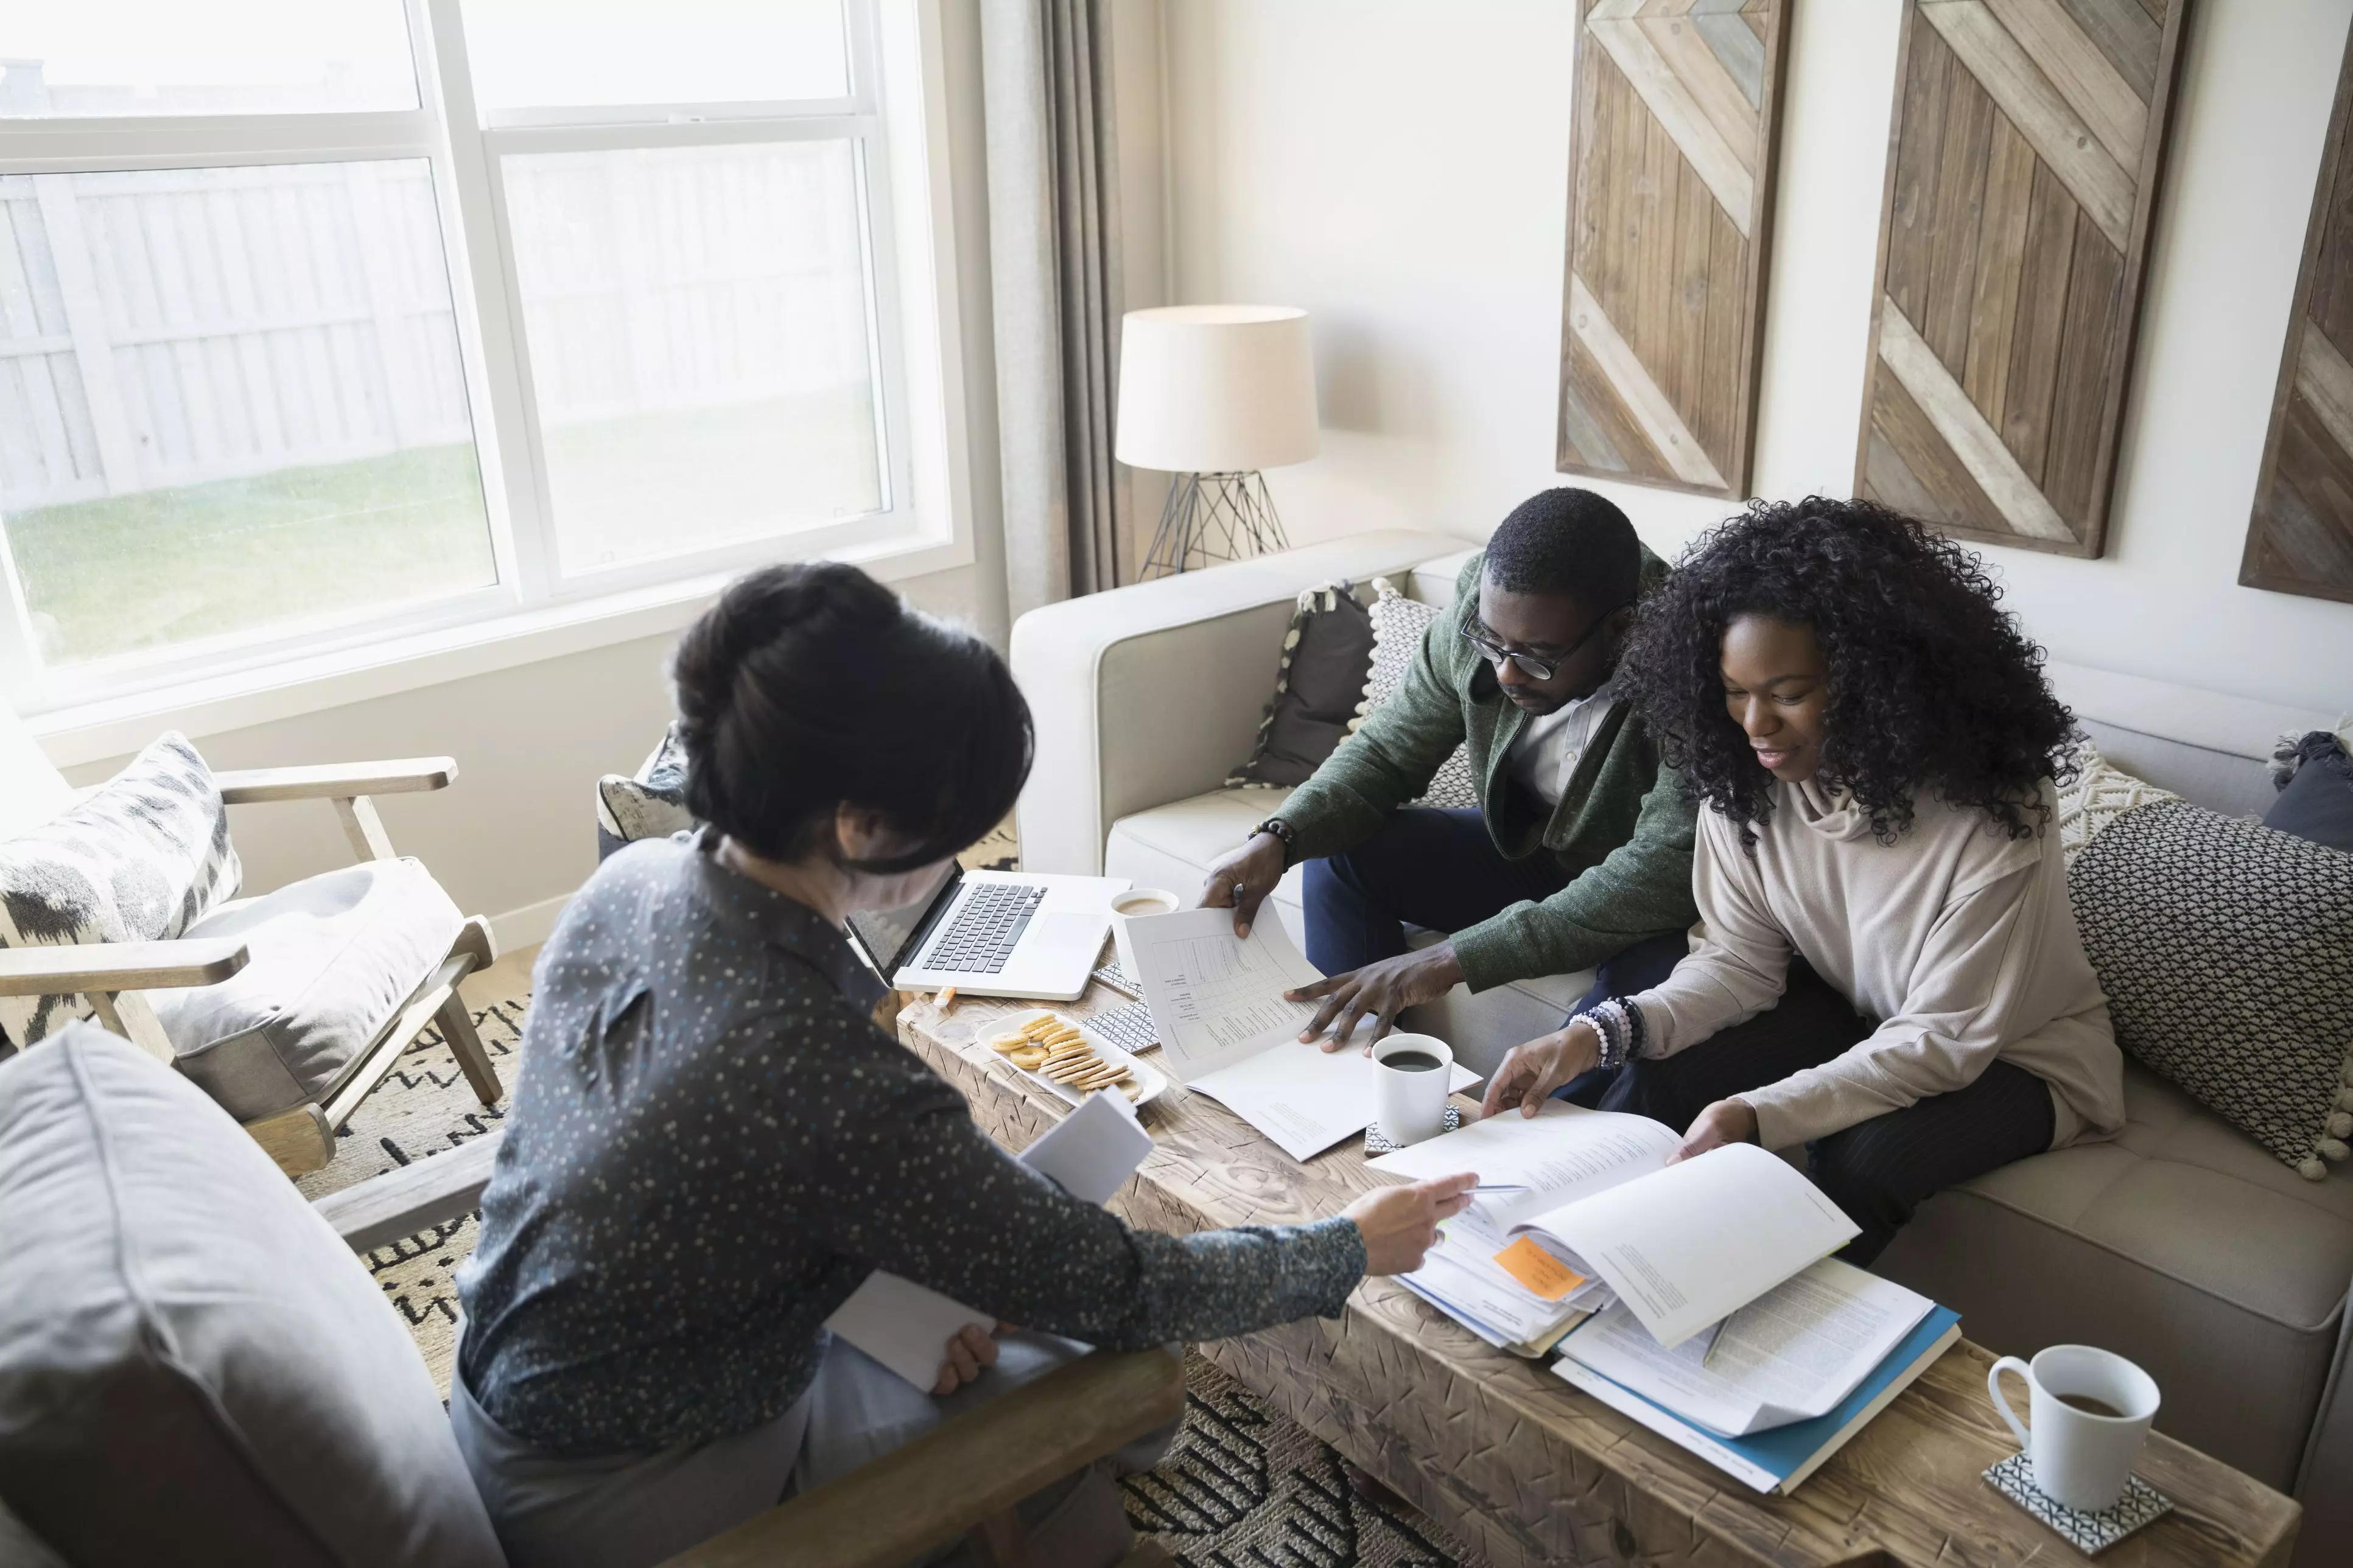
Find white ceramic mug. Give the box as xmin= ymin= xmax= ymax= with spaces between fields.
xmin=1988 ymin=1345 xmax=2160 ymax=1513
xmin=1109 ymin=887 xmax=1179 ymax=977
xmin=1372 ymin=1033 xmax=1454 ymax=1146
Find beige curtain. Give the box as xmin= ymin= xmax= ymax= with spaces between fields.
xmin=981 ymin=0 xmax=1129 ymax=618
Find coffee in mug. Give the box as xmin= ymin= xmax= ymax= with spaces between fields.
xmin=1109 ymin=887 xmax=1180 ymax=978
xmin=1988 ymin=1345 xmax=2159 ymax=1513
xmin=1372 ymin=1034 xmax=1454 ymax=1145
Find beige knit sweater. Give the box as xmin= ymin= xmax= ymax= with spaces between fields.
xmin=1631 ymin=780 xmax=2126 ymax=1151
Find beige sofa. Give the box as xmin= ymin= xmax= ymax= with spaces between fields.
xmin=1011 ymin=531 xmax=2352 ymax=1556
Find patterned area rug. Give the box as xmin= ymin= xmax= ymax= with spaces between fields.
xmin=308 ymin=945 xmax=1478 ymax=1564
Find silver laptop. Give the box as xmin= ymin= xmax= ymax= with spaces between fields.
xmin=845 ymin=867 xmax=1130 ymax=1001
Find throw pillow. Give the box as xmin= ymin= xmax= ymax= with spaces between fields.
xmin=1227 ymin=582 xmax=1377 ymax=789
xmin=0 ymin=732 xmax=240 ymax=1048
xmin=2069 ymin=797 xmax=2353 ymax=1179
xmin=0 ymin=1024 xmax=505 ymax=1566
xmin=1359 ymin=580 xmax=1481 ymax=811
xmin=2052 ymin=741 xmax=2179 ymax=867
xmin=2266 ymin=729 xmax=2353 ymax=855
xmin=595 ymin=721 xmax=695 ymax=861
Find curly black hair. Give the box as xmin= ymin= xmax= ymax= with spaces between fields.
xmin=1618 ymin=497 xmax=2077 ymax=847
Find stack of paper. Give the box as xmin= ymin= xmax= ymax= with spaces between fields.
xmin=1552 ymin=1258 xmax=1960 ymax=1494
xmin=1123 ymin=908 xmax=1481 ymax=1160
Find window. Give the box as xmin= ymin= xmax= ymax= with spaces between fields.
xmin=0 ymin=0 xmax=937 ymax=713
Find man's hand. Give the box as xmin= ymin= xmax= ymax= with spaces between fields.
xmin=931 ymin=1321 xmax=1001 ymax=1396
xmin=1479 ymin=1020 xmax=1602 ymax=1119
xmin=1342 ymin=1173 xmax=1480 ymax=1275
xmin=1199 ymin=833 xmax=1288 ymax=937
xmin=1669 ymin=1099 xmax=1758 ymax=1163
xmin=1289 ymin=945 xmax=1464 ymax=1050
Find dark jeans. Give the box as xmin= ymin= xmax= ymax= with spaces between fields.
xmin=1596 ymin=962 xmax=2057 ymax=1264
xmin=1302 ymin=807 xmax=1689 ymax=1065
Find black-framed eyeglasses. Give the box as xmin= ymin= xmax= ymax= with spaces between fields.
xmin=1457 ymin=600 xmax=1630 ymax=682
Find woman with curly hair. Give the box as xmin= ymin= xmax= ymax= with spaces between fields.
xmin=1480 ymin=498 xmax=2124 ymax=1262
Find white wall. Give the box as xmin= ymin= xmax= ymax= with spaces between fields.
xmin=55 ymin=0 xmax=1011 ymax=942
xmin=1159 ymin=0 xmax=2353 ymax=718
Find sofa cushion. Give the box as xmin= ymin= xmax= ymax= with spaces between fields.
xmin=1874 ymin=1059 xmax=2353 ymax=1488
xmin=1106 ymin=786 xmax=1594 ymax=1075
xmin=150 ymin=858 xmax=463 ymax=1121
xmin=0 ymin=1024 xmax=503 ymax=1566
xmin=1227 ymin=583 xmax=1376 ymax=789
xmin=1362 ymin=583 xmax=1479 ymax=809
xmin=0 ymin=732 xmax=240 ymax=1048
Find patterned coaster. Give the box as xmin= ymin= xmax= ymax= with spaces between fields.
xmin=1364 ymin=1106 xmax=1461 ymax=1154
xmin=1983 ymin=1452 xmax=2173 ymax=1554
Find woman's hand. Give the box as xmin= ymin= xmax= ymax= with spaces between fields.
xmin=931 ymin=1321 xmax=1001 ymax=1396
xmin=1289 ymin=945 xmax=1465 ymax=1050
xmin=1479 ymin=1020 xmax=1602 ymax=1119
xmin=1669 ymin=1099 xmax=1759 ymax=1163
xmin=1342 ymin=1174 xmax=1480 ymax=1275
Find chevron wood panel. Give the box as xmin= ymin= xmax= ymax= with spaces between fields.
xmin=2242 ymin=24 xmax=2353 ymax=605
xmin=1854 ymin=0 xmax=2190 ymax=558
xmin=1557 ymin=0 xmax=1790 ymax=500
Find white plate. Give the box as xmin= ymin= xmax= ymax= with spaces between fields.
xmin=987 ymin=1007 xmax=1168 ymax=1108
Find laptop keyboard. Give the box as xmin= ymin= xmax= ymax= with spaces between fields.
xmin=920 ymin=882 xmax=1049 ymax=975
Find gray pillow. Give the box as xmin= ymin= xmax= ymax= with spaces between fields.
xmin=0 ymin=1024 xmax=505 ymax=1566
xmin=595 ymin=722 xmax=695 ymax=859
xmin=2267 ymin=730 xmax=2353 ymax=855
xmin=0 ymin=732 xmax=240 ymax=1047
xmin=1227 ymin=581 xmax=1376 ymax=789
xmin=1359 ymin=581 xmax=1481 ymax=811
xmin=2069 ymin=799 xmax=2353 ymax=1179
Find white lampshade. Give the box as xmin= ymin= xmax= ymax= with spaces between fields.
xmin=1116 ymin=305 xmax=1320 ymax=474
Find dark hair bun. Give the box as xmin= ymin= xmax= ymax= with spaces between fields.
xmin=672 ymin=562 xmax=1033 ymax=870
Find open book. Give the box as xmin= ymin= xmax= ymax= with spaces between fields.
xmin=1124 ymin=906 xmax=1479 ymax=1160
xmin=824 ymin=1091 xmax=1154 ymax=1388
xmin=1367 ymin=1101 xmax=1858 ymax=1349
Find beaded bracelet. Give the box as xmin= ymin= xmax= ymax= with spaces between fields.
xmin=1573 ymin=996 xmax=1647 ymax=1071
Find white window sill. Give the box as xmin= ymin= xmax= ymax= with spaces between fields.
xmin=30 ymin=531 xmax=973 ymax=769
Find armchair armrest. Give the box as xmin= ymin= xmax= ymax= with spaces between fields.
xmin=663 ymin=1346 xmax=1185 ymax=1568
xmin=314 ymin=1129 xmax=503 ymax=1252
xmin=1009 ymin=531 xmax=1465 ymax=874
xmin=214 ymin=757 xmax=458 ymax=804
xmin=0 ymin=938 xmax=248 ymax=997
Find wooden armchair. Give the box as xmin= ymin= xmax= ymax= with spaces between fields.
xmin=312 ymin=1129 xmax=1186 ymax=1568
xmin=0 ymin=742 xmax=501 ymax=1178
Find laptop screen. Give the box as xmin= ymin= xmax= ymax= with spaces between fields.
xmin=843 ymin=861 xmax=961 ymax=979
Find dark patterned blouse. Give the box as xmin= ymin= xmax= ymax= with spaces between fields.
xmin=455 ymin=830 xmax=1364 ymax=1455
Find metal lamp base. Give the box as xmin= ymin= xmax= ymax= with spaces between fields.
xmin=1140 ymin=471 xmax=1291 ymax=578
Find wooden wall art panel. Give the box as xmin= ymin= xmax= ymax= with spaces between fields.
xmin=2241 ymin=24 xmax=2353 ymax=605
xmin=1854 ymin=0 xmax=2190 ymax=558
xmin=1555 ymin=0 xmax=1791 ymax=500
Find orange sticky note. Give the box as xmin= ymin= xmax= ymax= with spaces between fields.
xmin=1492 ymin=1237 xmax=1586 ymax=1302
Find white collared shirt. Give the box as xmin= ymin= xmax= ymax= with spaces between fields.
xmin=1505 ymin=676 xmax=1619 ymax=808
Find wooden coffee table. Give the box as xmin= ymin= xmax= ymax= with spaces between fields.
xmin=899 ymin=985 xmax=2301 ymax=1567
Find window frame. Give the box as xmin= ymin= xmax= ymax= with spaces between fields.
xmin=0 ymin=0 xmax=959 ymax=722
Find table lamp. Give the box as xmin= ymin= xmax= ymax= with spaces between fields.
xmin=1117 ymin=305 xmax=1319 ymax=577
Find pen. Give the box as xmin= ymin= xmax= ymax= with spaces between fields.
xmin=1471 ymin=1183 xmax=1532 ymax=1192
xmin=1701 ymin=1318 xmax=1728 ymax=1367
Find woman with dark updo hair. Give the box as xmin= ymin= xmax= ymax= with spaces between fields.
xmin=1481 ymin=499 xmax=2125 ymax=1262
xmin=449 ymin=561 xmax=1474 ymax=1568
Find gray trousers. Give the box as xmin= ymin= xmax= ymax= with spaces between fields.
xmin=451 ymin=1331 xmax=1178 ymax=1568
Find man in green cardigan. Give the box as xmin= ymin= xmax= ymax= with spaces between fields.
xmin=1201 ymin=488 xmax=1699 ymax=1055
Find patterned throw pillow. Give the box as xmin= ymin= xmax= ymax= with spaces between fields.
xmin=1358 ymin=580 xmax=1480 ymax=811
xmin=2064 ymin=753 xmax=2353 ymax=1180
xmin=594 ymin=723 xmax=695 ymax=861
xmin=1227 ymin=582 xmax=1377 ymax=789
xmin=0 ymin=733 xmax=240 ymax=1048
xmin=2053 ymin=742 xmax=2179 ymax=866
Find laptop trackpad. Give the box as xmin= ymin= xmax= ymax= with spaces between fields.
xmin=1028 ymin=912 xmax=1104 ymax=954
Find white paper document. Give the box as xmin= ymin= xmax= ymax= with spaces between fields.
xmin=826 ymin=1093 xmax=1152 ymax=1388
xmin=1527 ymin=1143 xmax=1859 ymax=1349
xmin=1559 ymin=1258 xmax=1933 ymax=1436
xmin=1368 ymin=1100 xmax=1679 ymax=1227
xmin=1124 ymin=908 xmax=1479 ymax=1160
